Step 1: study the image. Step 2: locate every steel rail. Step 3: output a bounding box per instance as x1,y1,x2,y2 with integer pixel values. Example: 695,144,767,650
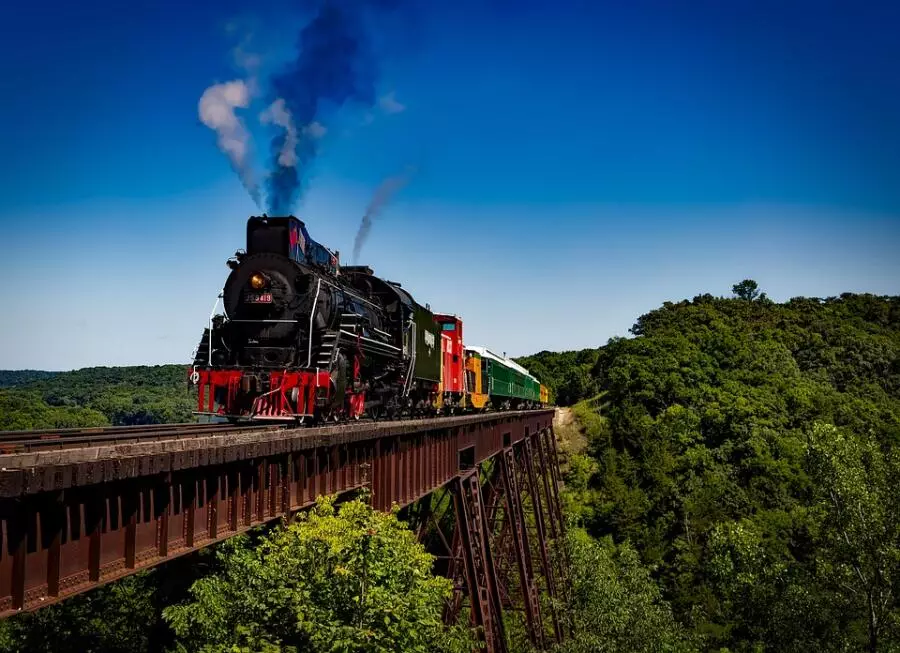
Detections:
0,422,282,453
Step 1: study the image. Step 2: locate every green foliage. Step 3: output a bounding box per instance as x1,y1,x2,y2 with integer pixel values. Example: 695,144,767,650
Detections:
0,364,194,428
516,349,599,405
0,573,157,653
554,291,900,651
164,495,476,653
552,528,698,653
731,279,767,302
0,370,58,388
0,390,109,429
806,423,900,651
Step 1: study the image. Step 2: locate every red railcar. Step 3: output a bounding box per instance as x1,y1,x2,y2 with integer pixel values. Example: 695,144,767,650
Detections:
434,313,466,410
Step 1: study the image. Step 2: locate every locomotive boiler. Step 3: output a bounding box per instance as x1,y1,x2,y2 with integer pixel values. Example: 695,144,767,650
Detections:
190,215,441,422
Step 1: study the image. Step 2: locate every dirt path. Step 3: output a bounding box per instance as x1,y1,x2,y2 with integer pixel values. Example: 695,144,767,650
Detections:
552,405,587,457
554,406,574,429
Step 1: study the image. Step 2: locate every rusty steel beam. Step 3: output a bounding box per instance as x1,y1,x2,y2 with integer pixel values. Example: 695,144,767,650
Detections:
521,435,564,644
541,426,571,633
433,427,569,651
0,411,553,620
499,447,544,648
451,471,508,653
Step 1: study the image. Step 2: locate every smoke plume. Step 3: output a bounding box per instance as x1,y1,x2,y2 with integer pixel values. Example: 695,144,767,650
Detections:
352,165,416,263
198,80,261,207
265,0,403,215
260,99,298,167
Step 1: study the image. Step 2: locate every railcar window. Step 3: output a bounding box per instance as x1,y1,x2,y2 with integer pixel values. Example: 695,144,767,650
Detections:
441,323,456,331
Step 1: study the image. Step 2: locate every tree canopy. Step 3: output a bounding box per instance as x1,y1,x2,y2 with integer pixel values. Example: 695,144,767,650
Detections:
0,365,194,428
163,495,476,653
515,349,599,405
557,289,900,650
731,279,765,302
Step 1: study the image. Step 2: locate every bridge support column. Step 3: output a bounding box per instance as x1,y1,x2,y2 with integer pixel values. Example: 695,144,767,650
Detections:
425,427,569,651
521,436,564,644
499,447,544,649
451,470,508,653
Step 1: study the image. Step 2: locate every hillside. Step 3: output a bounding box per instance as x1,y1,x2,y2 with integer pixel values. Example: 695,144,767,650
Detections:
515,348,599,405
553,287,900,651
0,365,194,430
0,370,59,388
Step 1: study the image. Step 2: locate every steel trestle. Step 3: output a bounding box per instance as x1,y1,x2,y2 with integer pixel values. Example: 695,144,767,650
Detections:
0,411,567,652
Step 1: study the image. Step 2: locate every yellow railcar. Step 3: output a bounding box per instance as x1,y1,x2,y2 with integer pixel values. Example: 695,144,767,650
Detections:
464,350,490,409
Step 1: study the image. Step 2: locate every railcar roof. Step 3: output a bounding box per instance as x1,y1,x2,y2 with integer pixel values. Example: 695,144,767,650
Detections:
466,346,539,382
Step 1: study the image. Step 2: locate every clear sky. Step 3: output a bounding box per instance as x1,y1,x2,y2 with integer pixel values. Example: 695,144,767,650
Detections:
1,0,899,370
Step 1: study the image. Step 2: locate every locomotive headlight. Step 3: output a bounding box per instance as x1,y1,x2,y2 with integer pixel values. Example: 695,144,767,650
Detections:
249,273,267,290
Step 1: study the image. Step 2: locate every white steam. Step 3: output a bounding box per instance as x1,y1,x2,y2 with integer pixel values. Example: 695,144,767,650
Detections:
378,91,406,114
198,80,261,206
304,121,327,139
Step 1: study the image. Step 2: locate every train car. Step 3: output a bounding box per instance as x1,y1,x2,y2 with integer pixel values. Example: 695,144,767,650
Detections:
506,358,542,406
463,347,489,410
341,266,442,418
466,346,541,410
433,313,466,412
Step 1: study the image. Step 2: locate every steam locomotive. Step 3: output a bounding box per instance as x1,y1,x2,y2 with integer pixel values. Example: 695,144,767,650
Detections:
188,215,548,422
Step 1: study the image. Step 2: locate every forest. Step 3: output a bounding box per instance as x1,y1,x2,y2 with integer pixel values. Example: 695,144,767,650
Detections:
0,365,194,430
1,282,898,651
531,283,900,651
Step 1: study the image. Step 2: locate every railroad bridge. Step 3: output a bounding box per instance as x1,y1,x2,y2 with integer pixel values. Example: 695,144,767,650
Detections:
0,410,568,651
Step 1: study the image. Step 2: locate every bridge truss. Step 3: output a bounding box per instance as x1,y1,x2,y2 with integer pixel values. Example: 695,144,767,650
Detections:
0,410,568,650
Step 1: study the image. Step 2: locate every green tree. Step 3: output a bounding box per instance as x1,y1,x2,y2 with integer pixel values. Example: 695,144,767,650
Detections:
0,390,109,430
553,529,698,653
164,495,475,653
515,348,599,405
0,573,157,653
807,423,900,652
0,364,196,428
731,279,762,302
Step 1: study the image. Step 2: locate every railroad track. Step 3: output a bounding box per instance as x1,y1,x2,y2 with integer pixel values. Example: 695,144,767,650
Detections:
0,407,554,455
0,422,284,454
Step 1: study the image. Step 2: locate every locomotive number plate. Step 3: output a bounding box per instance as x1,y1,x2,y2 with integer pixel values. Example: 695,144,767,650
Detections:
245,292,273,304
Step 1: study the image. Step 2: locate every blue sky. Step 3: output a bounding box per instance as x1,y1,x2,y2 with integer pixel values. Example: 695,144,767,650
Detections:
1,0,898,370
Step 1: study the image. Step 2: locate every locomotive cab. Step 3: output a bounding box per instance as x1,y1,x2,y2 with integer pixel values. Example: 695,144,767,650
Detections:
246,215,339,275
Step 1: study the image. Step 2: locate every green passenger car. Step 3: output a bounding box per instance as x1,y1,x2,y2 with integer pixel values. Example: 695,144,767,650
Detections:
466,346,541,407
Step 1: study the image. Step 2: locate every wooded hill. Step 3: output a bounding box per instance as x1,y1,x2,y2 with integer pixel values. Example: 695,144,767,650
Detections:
0,365,193,430
527,284,900,651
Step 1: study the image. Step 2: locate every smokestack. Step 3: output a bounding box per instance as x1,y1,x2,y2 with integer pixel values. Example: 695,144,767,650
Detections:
198,80,261,207
352,165,416,264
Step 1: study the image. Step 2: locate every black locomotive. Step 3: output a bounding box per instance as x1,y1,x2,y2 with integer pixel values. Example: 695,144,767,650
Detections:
190,215,442,422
